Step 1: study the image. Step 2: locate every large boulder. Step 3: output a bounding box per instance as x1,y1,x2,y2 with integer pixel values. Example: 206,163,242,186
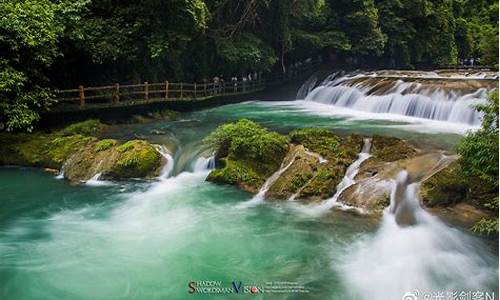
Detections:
63,140,164,182
338,151,455,213
0,120,166,183
205,119,289,193
266,128,363,203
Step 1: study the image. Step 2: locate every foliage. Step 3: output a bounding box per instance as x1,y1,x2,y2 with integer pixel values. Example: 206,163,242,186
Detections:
289,128,341,158
457,91,499,233
205,119,289,166
0,0,87,131
1,0,498,131
60,119,103,136
205,119,289,191
94,139,116,152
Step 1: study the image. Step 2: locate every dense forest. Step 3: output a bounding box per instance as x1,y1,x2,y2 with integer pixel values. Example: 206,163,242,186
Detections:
0,0,498,131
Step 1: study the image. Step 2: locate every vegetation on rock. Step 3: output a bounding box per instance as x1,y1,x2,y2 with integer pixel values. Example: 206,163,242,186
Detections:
0,120,164,182
457,91,499,233
205,119,289,192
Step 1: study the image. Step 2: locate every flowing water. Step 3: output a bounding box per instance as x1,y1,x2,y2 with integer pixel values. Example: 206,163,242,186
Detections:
0,73,498,299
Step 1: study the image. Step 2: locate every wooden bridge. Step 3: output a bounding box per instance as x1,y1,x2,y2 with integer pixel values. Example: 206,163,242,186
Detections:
54,60,321,112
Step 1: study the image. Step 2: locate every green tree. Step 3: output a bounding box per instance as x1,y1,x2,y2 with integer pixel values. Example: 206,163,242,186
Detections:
0,0,87,131
457,91,499,233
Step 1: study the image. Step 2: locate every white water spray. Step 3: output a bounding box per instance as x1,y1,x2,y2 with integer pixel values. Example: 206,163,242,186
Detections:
314,138,372,212
55,166,64,179
155,145,175,179
240,153,299,207
301,73,491,126
339,170,498,299
85,172,113,186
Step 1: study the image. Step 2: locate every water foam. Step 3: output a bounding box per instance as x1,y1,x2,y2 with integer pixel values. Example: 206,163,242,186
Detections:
339,171,498,299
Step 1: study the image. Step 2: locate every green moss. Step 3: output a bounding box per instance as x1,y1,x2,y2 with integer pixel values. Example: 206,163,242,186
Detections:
371,135,417,162
205,120,289,191
421,162,467,207
299,164,344,200
207,159,263,191
95,139,117,152
0,132,95,168
289,128,340,159
60,119,104,137
110,140,161,178
48,135,96,165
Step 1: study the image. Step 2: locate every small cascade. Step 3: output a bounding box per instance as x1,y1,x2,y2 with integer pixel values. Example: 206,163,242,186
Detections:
315,138,372,211
155,145,175,179
191,156,215,172
301,72,493,126
304,150,328,164
242,153,299,207
85,172,112,186
55,166,65,179
340,169,498,299
389,170,419,226
296,76,318,99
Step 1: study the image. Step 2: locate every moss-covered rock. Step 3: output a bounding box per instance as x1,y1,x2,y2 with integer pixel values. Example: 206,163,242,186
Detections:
421,160,497,212
95,139,117,152
60,119,104,137
420,161,467,207
107,140,162,178
0,132,96,169
370,135,417,162
0,120,165,183
266,145,317,200
205,119,289,192
281,128,363,202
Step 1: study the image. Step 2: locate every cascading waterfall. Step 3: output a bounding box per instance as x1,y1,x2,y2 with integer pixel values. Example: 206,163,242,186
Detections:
155,145,175,179
339,170,498,300
55,166,65,179
191,155,215,172
313,138,372,212
300,72,493,126
85,172,112,186
239,153,299,207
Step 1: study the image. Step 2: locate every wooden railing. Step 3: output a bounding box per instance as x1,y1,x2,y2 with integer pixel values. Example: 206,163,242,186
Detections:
54,60,321,109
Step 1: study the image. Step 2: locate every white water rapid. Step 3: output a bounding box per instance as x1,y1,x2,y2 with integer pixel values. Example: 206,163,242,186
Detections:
239,153,299,207
301,72,492,126
155,145,175,179
339,170,498,300
313,138,372,212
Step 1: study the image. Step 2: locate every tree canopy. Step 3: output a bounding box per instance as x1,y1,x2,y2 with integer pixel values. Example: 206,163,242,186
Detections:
0,0,498,130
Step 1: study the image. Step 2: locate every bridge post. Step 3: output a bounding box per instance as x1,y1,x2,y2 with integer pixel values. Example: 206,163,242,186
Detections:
204,82,207,97
180,82,183,99
164,81,169,99
79,86,85,107
194,83,197,98
144,82,149,100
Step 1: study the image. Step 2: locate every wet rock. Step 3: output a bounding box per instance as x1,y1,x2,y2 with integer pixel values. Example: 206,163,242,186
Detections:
205,119,289,193
0,120,165,183
339,152,454,213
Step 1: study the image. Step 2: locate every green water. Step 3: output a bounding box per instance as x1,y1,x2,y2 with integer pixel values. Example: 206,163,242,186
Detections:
0,101,497,300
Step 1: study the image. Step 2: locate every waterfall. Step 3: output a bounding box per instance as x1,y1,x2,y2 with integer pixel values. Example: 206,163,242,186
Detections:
191,156,215,172
85,172,112,186
314,138,372,211
155,145,175,179
55,166,65,179
239,153,299,207
300,72,492,126
339,170,498,299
